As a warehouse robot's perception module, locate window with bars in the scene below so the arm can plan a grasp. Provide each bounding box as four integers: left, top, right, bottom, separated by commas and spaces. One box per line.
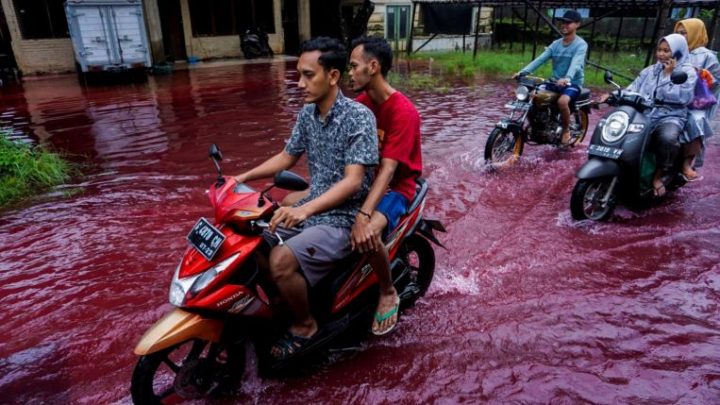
13, 0, 69, 39
189, 0, 275, 37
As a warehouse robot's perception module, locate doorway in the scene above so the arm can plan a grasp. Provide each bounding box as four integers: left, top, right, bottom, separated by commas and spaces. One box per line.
158, 0, 187, 61
386, 5, 411, 51
282, 0, 299, 55
0, 2, 18, 79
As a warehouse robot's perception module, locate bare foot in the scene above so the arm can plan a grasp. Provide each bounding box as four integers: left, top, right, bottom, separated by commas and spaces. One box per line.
372, 288, 399, 335
289, 319, 318, 339
652, 178, 666, 197
560, 131, 573, 146
682, 167, 698, 180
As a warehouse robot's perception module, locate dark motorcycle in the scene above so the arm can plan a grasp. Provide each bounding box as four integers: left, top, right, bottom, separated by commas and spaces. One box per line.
240, 28, 274, 59
485, 75, 594, 164
570, 71, 689, 221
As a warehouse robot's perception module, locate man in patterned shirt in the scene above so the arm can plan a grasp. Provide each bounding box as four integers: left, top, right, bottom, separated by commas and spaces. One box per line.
233, 37, 378, 359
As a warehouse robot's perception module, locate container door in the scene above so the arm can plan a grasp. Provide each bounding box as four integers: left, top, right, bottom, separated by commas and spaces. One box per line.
67, 6, 114, 69
109, 5, 150, 65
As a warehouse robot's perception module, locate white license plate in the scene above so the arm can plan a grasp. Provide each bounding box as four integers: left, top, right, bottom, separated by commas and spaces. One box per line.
187, 218, 226, 260
588, 144, 623, 159
505, 101, 530, 110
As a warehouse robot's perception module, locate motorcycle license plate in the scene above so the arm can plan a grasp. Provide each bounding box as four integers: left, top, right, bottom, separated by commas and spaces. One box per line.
588, 144, 623, 159
187, 218, 226, 261
504, 101, 530, 110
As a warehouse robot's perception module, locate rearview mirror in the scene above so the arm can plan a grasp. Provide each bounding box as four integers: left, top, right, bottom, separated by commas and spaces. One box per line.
209, 144, 223, 161
603, 71, 613, 84
274, 171, 309, 191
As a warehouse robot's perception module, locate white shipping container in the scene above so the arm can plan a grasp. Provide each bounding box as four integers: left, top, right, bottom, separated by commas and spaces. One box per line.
65, 0, 152, 72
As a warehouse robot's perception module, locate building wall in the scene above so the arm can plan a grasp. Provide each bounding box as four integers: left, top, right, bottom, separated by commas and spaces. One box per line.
0, 0, 76, 75
179, 0, 284, 60
347, 1, 493, 51
0, 0, 287, 75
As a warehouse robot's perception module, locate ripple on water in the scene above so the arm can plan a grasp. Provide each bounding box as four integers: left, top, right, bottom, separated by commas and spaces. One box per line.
1, 63, 720, 403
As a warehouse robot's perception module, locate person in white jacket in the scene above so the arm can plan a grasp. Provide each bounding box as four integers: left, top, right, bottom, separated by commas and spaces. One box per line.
624, 34, 697, 196
674, 18, 720, 180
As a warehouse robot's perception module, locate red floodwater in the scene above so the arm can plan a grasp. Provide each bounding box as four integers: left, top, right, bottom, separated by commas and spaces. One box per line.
1, 61, 719, 404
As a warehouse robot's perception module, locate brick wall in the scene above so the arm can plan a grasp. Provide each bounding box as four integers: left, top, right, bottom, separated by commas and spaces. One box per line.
14, 40, 76, 75
0, 0, 76, 75
187, 34, 283, 60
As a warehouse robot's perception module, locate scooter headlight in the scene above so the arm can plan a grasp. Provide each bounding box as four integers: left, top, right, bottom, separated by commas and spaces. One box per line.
515, 85, 530, 101
168, 253, 240, 306
601, 111, 630, 143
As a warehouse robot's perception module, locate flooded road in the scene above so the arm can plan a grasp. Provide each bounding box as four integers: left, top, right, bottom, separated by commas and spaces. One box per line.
1, 61, 719, 404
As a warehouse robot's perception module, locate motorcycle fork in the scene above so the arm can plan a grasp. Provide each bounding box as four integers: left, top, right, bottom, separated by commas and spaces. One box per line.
601, 176, 619, 206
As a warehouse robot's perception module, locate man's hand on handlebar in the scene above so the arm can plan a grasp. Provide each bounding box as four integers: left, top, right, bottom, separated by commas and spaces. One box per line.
557, 78, 570, 87
269, 206, 309, 232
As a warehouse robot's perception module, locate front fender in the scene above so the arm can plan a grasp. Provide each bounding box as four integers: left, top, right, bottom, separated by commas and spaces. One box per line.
134, 308, 224, 355
576, 158, 621, 179
496, 119, 523, 133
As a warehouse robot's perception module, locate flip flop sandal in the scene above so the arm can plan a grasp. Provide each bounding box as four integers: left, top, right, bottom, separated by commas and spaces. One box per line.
680, 173, 703, 182
270, 331, 313, 360
371, 296, 400, 336
653, 184, 667, 198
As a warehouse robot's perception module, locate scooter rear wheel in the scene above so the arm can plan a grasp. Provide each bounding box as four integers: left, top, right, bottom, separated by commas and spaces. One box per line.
570, 178, 617, 221
396, 235, 435, 309
130, 339, 243, 404
484, 127, 524, 165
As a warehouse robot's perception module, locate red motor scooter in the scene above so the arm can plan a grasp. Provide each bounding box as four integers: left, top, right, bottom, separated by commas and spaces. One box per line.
130, 144, 445, 404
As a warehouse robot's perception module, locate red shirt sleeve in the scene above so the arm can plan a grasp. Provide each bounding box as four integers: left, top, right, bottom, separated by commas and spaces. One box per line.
380, 101, 420, 167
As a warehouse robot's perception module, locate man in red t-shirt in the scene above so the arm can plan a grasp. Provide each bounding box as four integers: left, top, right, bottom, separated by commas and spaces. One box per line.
348, 36, 422, 335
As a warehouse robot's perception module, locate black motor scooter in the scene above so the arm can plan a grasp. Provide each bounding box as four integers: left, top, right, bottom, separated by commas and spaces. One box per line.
570, 71, 689, 221
240, 28, 274, 59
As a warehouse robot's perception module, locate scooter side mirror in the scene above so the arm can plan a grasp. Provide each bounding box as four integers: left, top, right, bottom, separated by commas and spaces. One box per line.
274, 170, 309, 191
604, 71, 614, 84
670, 70, 688, 85
208, 144, 225, 186
209, 144, 223, 161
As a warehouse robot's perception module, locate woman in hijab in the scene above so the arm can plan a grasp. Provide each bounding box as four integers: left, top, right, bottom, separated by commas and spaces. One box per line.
675, 18, 720, 180
625, 33, 697, 196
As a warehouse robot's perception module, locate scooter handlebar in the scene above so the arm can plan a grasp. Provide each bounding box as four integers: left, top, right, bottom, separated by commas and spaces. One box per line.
653, 98, 686, 109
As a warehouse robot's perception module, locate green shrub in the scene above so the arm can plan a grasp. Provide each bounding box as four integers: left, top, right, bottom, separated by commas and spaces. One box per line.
0, 134, 73, 207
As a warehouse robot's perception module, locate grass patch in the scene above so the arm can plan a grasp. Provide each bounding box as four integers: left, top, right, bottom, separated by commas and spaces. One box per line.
0, 133, 74, 207
407, 48, 647, 88
387, 71, 451, 92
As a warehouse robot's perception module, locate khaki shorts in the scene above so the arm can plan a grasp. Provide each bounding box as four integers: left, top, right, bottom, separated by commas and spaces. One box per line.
263, 225, 351, 286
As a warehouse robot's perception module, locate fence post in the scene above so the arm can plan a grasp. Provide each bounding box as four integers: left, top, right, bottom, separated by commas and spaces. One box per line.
709, 1, 720, 49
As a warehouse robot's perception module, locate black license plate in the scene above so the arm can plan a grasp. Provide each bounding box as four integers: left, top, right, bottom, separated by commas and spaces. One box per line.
187, 218, 226, 261
588, 144, 623, 159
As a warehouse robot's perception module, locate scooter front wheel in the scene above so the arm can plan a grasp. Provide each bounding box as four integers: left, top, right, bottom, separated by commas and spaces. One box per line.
130, 339, 243, 404
570, 178, 617, 221
484, 127, 524, 165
